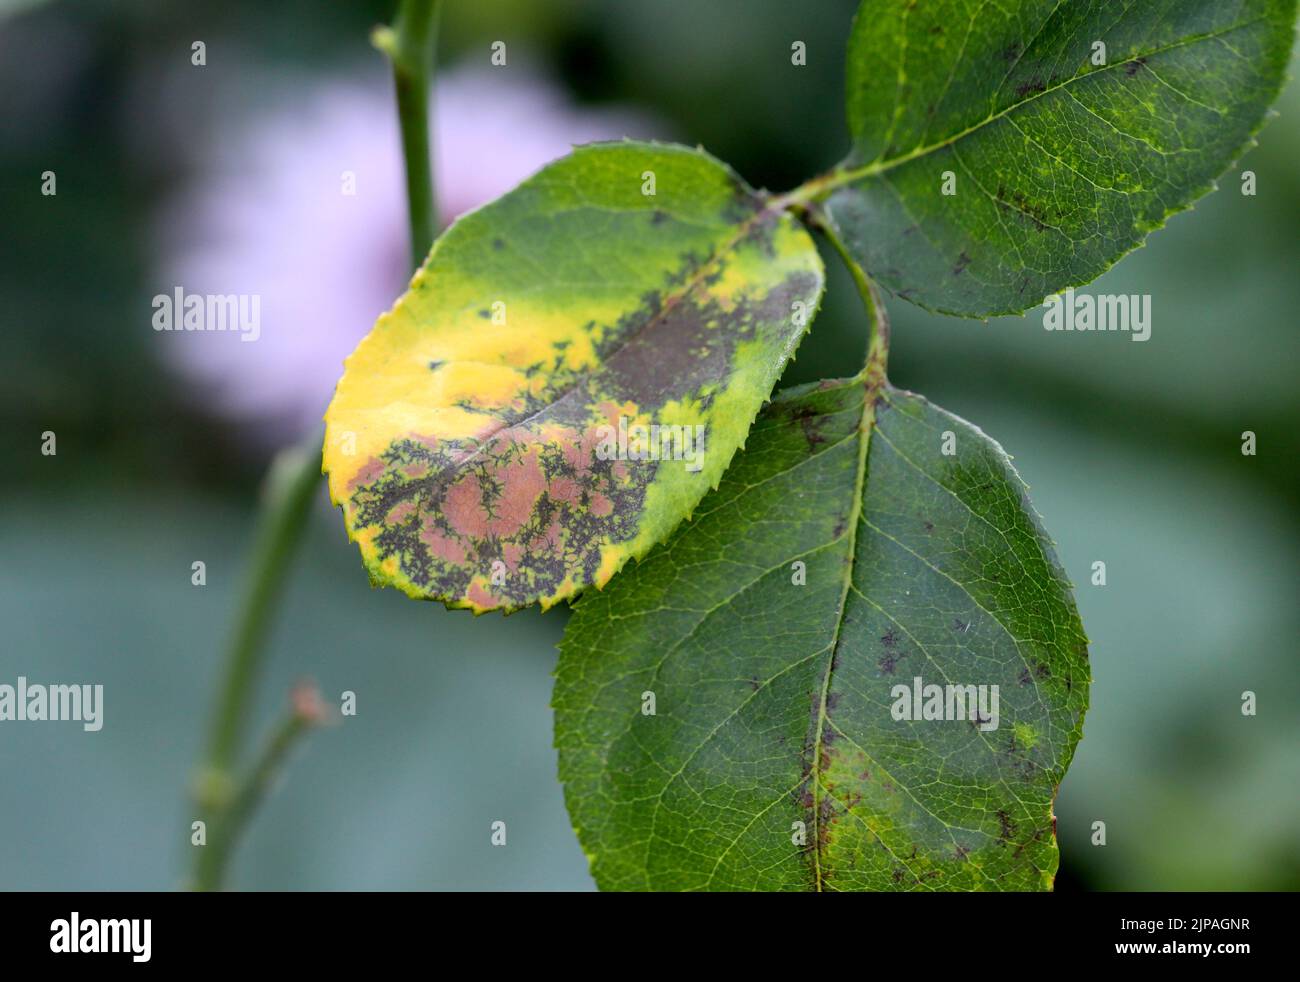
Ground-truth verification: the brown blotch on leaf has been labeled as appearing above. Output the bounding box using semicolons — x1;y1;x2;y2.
818;739;834;773
817;796;837;846
788;403;831;451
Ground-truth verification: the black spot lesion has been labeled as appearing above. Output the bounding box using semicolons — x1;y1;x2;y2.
878;649;906;675
1014;77;1047;98
994;182;1053;232
600;254;817;412
788;403;830;449
1124;57;1147;76
878;629;907;674
995;809;1018;846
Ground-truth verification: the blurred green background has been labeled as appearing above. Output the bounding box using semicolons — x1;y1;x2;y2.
1;0;1296;891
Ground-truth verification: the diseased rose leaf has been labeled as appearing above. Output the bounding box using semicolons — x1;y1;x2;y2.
823;0;1296;316
555;375;1090;891
323;141;824;612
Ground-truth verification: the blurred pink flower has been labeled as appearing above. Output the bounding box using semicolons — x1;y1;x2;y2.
155;61;661;448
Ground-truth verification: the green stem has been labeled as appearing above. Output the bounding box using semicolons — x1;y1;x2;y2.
191;433;320;890
189;0;445;892
203;435;321;778
375;0;442;267
193;684;326;891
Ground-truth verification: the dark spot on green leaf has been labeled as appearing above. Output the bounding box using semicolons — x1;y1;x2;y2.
1014;78;1046;98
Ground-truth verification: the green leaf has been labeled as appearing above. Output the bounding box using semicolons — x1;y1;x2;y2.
323;141;823;612
822;0;1296;316
555;374;1090;890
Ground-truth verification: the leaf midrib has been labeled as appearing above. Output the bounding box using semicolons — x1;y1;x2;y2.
806;375;878;891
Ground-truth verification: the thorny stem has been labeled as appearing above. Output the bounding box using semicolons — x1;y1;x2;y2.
374;0;442;267
190;0;443;891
